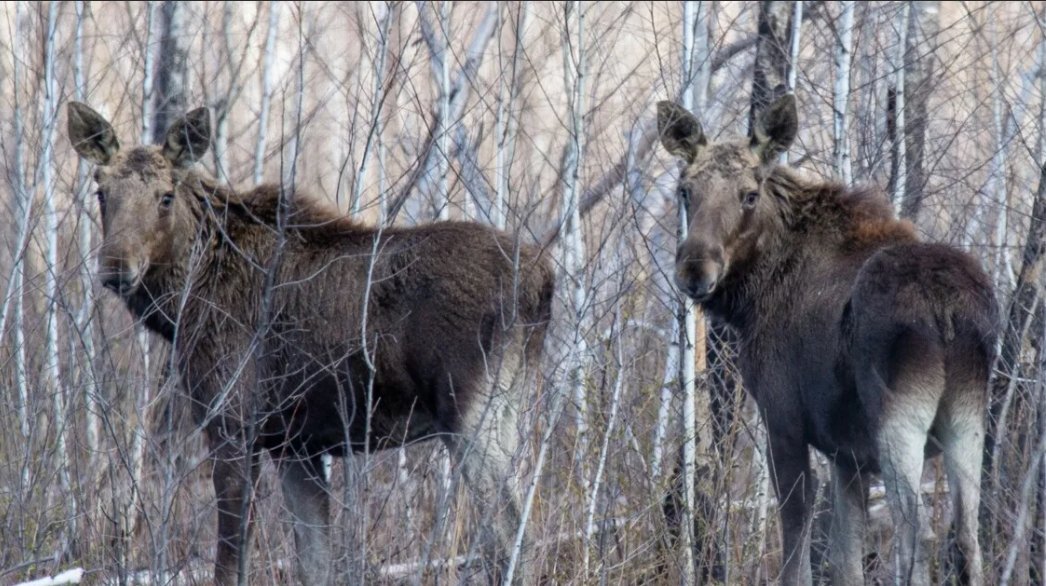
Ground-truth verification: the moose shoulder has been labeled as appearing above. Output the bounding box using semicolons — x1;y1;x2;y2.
658;95;997;586
68;102;553;585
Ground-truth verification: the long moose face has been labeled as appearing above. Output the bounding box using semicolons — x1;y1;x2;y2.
67;103;211;297
656;95;798;302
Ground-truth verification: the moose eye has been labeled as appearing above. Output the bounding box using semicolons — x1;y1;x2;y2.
742;190;759;209
95;190;106;207
678;185;692;202
159;192;175;209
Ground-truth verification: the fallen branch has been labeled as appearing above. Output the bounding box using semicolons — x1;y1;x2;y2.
14;569;84;586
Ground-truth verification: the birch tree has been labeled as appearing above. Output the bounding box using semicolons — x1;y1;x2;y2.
890;1;910;213
493;3;529;231
833;1;855;184
38;0;77;555
254;1;280;185
557;3;594;564
897;1;939;221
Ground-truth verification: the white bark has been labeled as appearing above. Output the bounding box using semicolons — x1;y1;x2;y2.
892;1;910;212
786;1;803;93
40;0;75;547
141;1;157;141
254;1;280;185
494;2;529;230
152;1;189;143
780;0;803;165
402;2;498;223
834;1;855;184
282;11;308;189
583;321;625;575
679;3;705;580
559;5;591;554
212;1;236;184
691;1;711;116
436;1;452;220
351;2;393;216
10;0;33;498
988;7;1013;290
73;0;101;469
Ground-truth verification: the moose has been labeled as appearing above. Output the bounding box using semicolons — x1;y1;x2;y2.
67;102;553;585
657;95;997;585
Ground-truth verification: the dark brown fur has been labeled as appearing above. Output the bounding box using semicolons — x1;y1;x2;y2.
68;103;552;585
659;96;997;585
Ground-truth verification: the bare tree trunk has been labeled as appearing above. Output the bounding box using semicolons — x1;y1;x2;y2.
72;0;102;482
387;4;498;223
351;2;393;217
38;0;77;558
833;1;855;184
898;1;939;222
988;8;1013;292
254;0;280;185
9;0;34;516
890;1;910;213
558;2;594;571
211;0;251;184
152;0;189;143
494;2;528;231
678;5;702;581
141;1;157;141
435;0;451;220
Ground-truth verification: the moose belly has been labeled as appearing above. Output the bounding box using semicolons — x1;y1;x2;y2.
258;366;441;457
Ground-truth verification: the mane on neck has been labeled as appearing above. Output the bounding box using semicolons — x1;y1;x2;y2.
179;170;368;243
763;165;917;251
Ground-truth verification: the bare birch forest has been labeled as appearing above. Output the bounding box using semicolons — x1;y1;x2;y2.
1;1;1045;584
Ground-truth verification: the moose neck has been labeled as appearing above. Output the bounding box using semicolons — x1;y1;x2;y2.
701;166;916;341
119;175;374;343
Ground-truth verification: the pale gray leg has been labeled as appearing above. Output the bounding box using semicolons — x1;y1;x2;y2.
280;455;332;586
939;396;986;585
878;372;942;586
828;464;868;585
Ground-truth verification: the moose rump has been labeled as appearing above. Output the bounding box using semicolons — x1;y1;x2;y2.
67;101;553;585
657;95;997;585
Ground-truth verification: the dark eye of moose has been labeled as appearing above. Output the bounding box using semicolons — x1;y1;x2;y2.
160;192;175;209
742;190;759;209
95;190;106;207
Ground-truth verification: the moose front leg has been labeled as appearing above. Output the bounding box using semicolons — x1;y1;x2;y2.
212;443;260;586
767;435;815;586
278;454;332;585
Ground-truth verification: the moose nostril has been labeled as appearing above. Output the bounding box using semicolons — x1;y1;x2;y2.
102;275;132;293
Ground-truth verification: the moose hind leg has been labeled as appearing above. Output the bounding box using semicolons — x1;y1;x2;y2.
828;464;869;585
938;355;988;585
278;454;332;586
873;341;944;586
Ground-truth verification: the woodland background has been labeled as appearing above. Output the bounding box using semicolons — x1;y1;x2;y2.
0;1;1045;584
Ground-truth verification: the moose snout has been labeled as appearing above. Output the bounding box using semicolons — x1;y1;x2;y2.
675;240;723;301
98;254;142;296
101;274;136;295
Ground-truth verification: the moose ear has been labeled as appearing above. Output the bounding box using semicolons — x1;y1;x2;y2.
68;102;120;165
751;94;798;164
162;107;211;167
657;101;706;163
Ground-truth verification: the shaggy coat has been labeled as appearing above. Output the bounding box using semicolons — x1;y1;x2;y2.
68;103;552;585
659;95;997;586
